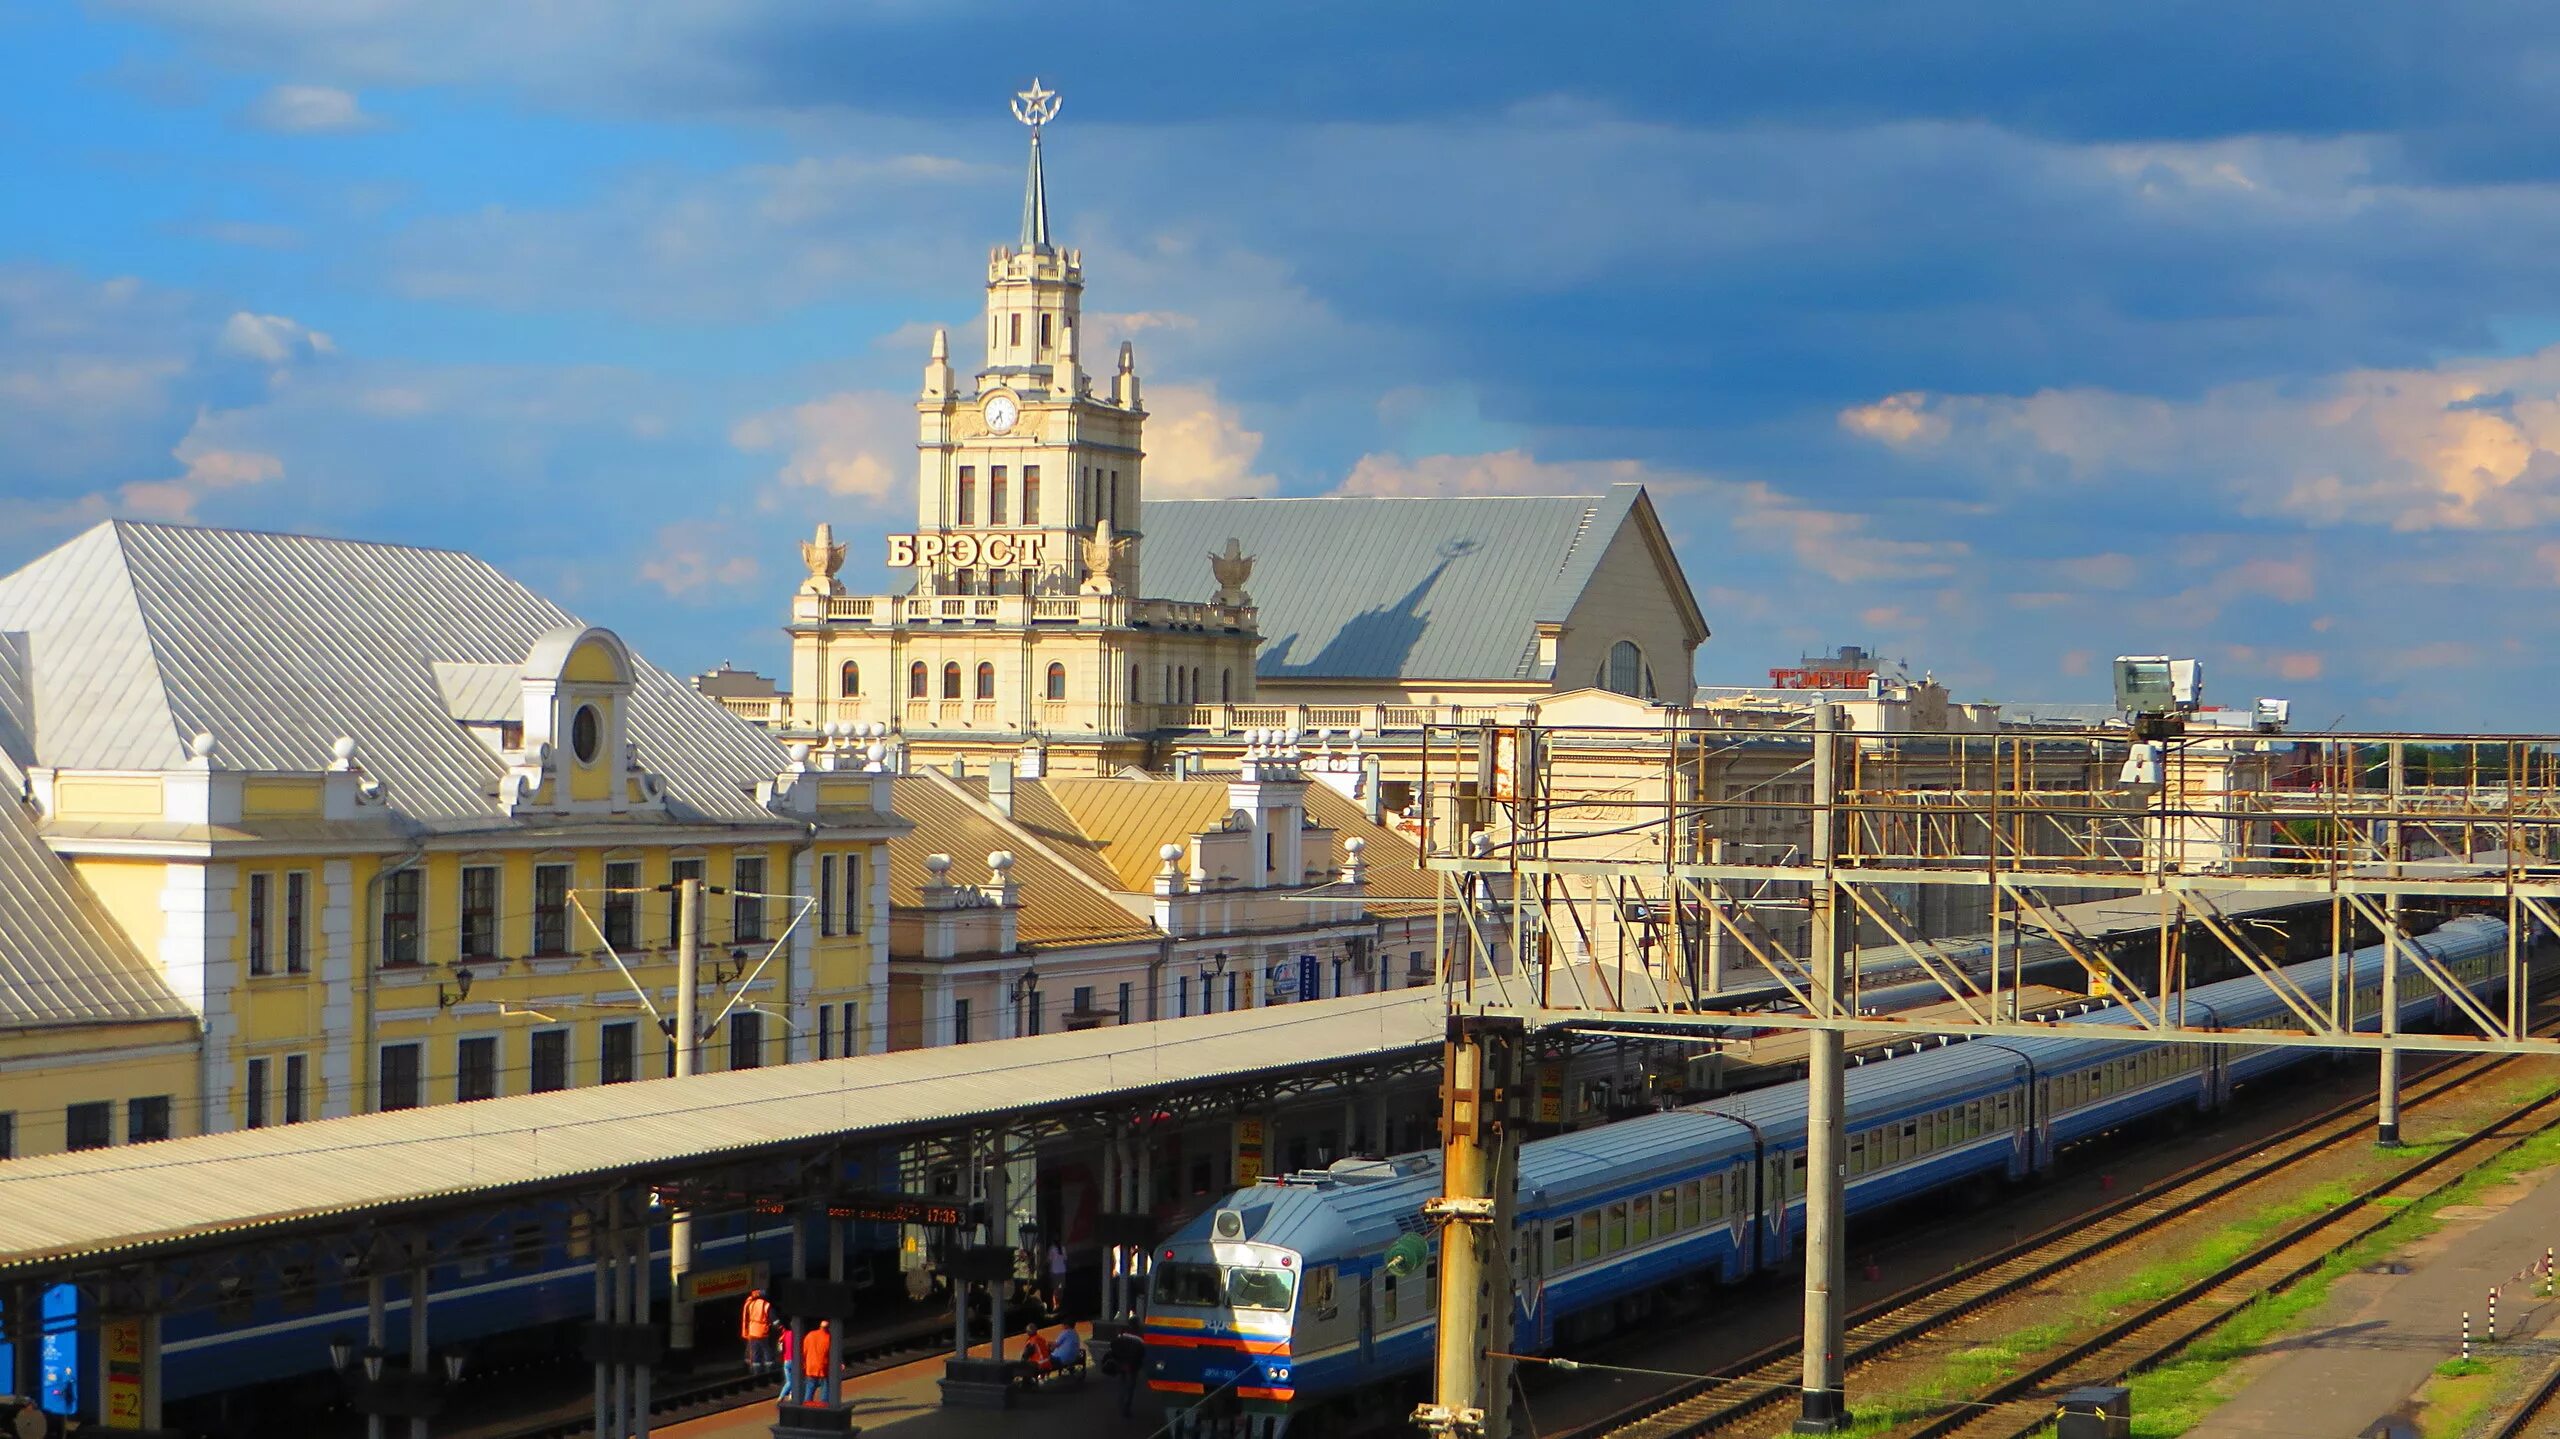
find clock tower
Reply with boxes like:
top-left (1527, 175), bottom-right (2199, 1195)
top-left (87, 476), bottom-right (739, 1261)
top-left (915, 78), bottom-right (1150, 598)
top-left (785, 81), bottom-right (1260, 769)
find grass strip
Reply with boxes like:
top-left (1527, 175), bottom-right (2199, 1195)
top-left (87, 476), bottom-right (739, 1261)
top-left (1821, 1079), bottom-right (2560, 1437)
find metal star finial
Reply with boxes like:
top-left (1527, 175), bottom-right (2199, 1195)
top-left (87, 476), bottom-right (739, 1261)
top-left (1012, 78), bottom-right (1061, 130)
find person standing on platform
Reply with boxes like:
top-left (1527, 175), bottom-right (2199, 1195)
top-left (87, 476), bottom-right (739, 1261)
top-left (1105, 1329), bottom-right (1146, 1417)
top-left (1047, 1241), bottom-right (1069, 1313)
top-left (801, 1318), bottom-right (834, 1407)
top-left (776, 1323), bottom-right (801, 1404)
top-left (741, 1287), bottom-right (777, 1377)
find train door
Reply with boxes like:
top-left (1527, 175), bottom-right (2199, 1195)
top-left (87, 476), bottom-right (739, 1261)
top-left (1357, 1270), bottom-right (1375, 1368)
top-left (1515, 1223), bottom-right (1549, 1350)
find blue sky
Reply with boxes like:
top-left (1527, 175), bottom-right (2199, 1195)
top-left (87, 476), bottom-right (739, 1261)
top-left (8, 3), bottom-right (2560, 727)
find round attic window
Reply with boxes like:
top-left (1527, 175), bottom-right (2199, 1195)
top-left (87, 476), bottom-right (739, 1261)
top-left (571, 703), bottom-right (603, 764)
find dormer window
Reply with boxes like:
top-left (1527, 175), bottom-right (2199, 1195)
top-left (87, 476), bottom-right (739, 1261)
top-left (571, 704), bottom-right (602, 764)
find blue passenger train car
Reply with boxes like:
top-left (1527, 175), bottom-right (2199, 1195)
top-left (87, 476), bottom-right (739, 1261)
top-left (1141, 916), bottom-right (2514, 1437)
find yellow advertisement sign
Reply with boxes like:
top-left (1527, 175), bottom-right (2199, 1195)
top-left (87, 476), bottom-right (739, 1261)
top-left (1236, 1117), bottom-right (1266, 1186)
top-left (102, 1317), bottom-right (144, 1429)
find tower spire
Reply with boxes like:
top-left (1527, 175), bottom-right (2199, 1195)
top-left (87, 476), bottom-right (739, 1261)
top-left (1011, 78), bottom-right (1060, 252)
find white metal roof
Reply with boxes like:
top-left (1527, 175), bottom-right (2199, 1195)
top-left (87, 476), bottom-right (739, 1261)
top-left (0, 986), bottom-right (1453, 1274)
top-left (0, 522), bottom-right (801, 832)
top-left (0, 796), bottom-right (193, 1029)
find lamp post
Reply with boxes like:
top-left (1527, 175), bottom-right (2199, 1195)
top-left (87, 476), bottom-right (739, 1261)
top-left (1012, 966), bottom-right (1041, 1037)
top-left (1201, 951), bottom-right (1228, 1015)
top-left (327, 1338), bottom-right (466, 1432)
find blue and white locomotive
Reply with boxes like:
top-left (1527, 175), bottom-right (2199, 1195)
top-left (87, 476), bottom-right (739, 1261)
top-left (1142, 916), bottom-right (2515, 1436)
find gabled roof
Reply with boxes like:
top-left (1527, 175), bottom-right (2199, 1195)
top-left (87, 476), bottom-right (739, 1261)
top-left (1141, 484), bottom-right (1702, 683)
top-left (0, 797), bottom-right (192, 1030)
top-left (0, 522), bottom-right (796, 831)
top-left (1034, 779), bottom-right (1238, 890)
top-left (883, 776), bottom-right (1156, 948)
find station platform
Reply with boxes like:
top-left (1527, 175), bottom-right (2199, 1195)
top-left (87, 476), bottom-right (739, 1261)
top-left (2185, 1133), bottom-right (2560, 1436)
top-left (661, 1327), bottom-right (1139, 1439)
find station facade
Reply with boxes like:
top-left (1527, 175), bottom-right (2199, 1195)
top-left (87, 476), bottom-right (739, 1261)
top-left (0, 522), bottom-right (899, 1148)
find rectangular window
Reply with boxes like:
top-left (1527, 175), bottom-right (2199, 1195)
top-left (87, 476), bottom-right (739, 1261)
top-left (818, 1003), bottom-right (835, 1060)
top-left (733, 856), bottom-right (767, 943)
top-left (601, 1021), bottom-right (637, 1084)
top-left (668, 858), bottom-right (704, 946)
top-left (819, 854), bottom-right (838, 936)
top-left (1072, 985), bottom-right (1094, 1019)
top-left (379, 1043), bottom-right (422, 1111)
top-left (458, 1036), bottom-right (498, 1102)
top-left (1227, 972), bottom-right (1239, 1012)
top-left (0, 1112), bottom-right (12, 1159)
top-left (1023, 989), bottom-right (1043, 1036)
top-left (1009, 313), bottom-right (1021, 347)
top-left (957, 466), bottom-right (976, 525)
top-left (285, 871), bottom-right (309, 973)
top-left (731, 1011), bottom-right (764, 1070)
top-left (603, 860), bottom-right (638, 949)
top-left (841, 1003), bottom-right (857, 1058)
top-left (245, 1057), bottom-right (269, 1129)
top-left (1631, 1194), bottom-right (1654, 1243)
top-left (460, 864), bottom-right (499, 960)
top-left (841, 855), bottom-right (861, 932)
top-left (533, 862), bottom-right (572, 955)
top-left (127, 1095), bottom-right (171, 1143)
top-left (66, 1102), bottom-right (112, 1151)
top-left (381, 869), bottom-right (422, 967)
top-left (991, 466), bottom-right (1008, 526)
top-left (531, 1029), bottom-right (568, 1093)
top-left (1022, 465), bottom-right (1039, 524)
top-left (1038, 312), bottom-right (1052, 351)
top-left (247, 872), bottom-right (271, 975)
top-left (284, 1054), bottom-right (308, 1123)
top-left (1577, 1211), bottom-right (1602, 1263)
top-left (953, 998), bottom-right (972, 1045)
top-left (1117, 982), bottom-right (1132, 1023)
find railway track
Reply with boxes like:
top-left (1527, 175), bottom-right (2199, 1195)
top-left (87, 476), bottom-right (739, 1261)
top-left (2489, 1352), bottom-right (2560, 1438)
top-left (1563, 1040), bottom-right (2550, 1439)
top-left (1880, 1079), bottom-right (2560, 1439)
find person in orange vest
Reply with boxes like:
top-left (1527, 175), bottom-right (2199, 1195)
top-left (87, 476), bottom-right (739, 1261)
top-left (740, 1288), bottom-right (777, 1378)
top-left (801, 1319), bottom-right (834, 1407)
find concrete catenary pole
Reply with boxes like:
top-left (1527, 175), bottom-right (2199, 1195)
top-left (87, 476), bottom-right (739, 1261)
top-left (2381, 743), bottom-right (2403, 1146)
top-left (1798, 700), bottom-right (1849, 1431)
top-left (670, 877), bottom-right (702, 1353)
top-left (1416, 1012), bottom-right (1524, 1439)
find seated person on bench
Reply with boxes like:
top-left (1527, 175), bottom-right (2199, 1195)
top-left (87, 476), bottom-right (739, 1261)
top-left (1019, 1320), bottom-right (1055, 1380)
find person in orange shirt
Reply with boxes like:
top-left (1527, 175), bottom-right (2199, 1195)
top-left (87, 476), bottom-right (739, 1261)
top-left (1019, 1319), bottom-right (1055, 1383)
top-left (740, 1289), bottom-right (776, 1377)
top-left (801, 1319), bottom-right (834, 1407)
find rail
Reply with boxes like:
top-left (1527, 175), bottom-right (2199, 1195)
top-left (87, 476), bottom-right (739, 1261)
top-left (1558, 1023), bottom-right (2551, 1439)
top-left (1898, 1082), bottom-right (2560, 1439)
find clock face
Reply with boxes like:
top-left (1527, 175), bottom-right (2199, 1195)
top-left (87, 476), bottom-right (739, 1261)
top-left (982, 393), bottom-right (1020, 434)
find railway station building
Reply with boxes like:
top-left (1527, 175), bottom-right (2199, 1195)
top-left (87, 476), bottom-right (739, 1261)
top-left (0, 521), bottom-right (901, 1141)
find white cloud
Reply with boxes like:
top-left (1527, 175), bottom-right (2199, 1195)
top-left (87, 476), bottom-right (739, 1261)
top-left (1837, 344), bottom-right (2560, 531)
top-left (218, 311), bottom-right (335, 365)
top-left (732, 389), bottom-right (909, 501)
top-left (1338, 449), bottom-right (1661, 497)
top-left (242, 83), bottom-right (381, 134)
top-left (638, 522), bottom-right (760, 599)
top-left (1139, 384), bottom-right (1277, 499)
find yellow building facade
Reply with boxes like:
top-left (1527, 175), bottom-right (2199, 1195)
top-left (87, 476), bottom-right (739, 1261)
top-left (0, 522), bottom-right (899, 1136)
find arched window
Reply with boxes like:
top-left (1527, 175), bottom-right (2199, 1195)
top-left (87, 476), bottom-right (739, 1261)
top-left (838, 661), bottom-right (860, 698)
top-left (975, 662), bottom-right (996, 700)
top-left (942, 662), bottom-right (962, 700)
top-left (1603, 640), bottom-right (1649, 699)
top-left (908, 661), bottom-right (927, 699)
top-left (1221, 668), bottom-right (1233, 702)
top-left (1045, 662), bottom-right (1067, 700)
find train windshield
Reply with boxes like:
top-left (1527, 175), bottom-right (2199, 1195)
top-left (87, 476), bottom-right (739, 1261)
top-left (1149, 1261), bottom-right (1297, 1311)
